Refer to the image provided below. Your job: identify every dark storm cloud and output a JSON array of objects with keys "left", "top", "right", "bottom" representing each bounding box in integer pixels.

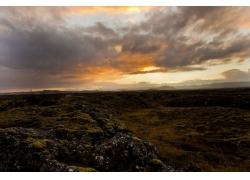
[
  {"left": 198, "top": 37, "right": 250, "bottom": 62},
  {"left": 86, "top": 22, "right": 118, "bottom": 37},
  {"left": 156, "top": 34, "right": 250, "bottom": 68},
  {"left": 0, "top": 67, "right": 90, "bottom": 92},
  {"left": 121, "top": 34, "right": 162, "bottom": 54},
  {"left": 0, "top": 22, "right": 120, "bottom": 74}
]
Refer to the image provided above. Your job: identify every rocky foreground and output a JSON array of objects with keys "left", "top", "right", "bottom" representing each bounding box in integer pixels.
[
  {"left": 0, "top": 95, "right": 176, "bottom": 172},
  {"left": 0, "top": 127, "right": 174, "bottom": 172}
]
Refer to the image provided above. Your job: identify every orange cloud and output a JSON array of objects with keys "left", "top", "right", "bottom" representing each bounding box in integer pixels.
[
  {"left": 0, "top": 6, "right": 153, "bottom": 26},
  {"left": 59, "top": 65, "right": 124, "bottom": 82},
  {"left": 58, "top": 52, "right": 159, "bottom": 82},
  {"left": 114, "top": 53, "right": 156, "bottom": 73},
  {"left": 66, "top": 41, "right": 169, "bottom": 81},
  {"left": 72, "top": 6, "right": 153, "bottom": 14}
]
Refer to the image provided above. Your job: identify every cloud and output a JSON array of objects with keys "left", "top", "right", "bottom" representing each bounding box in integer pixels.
[
  {"left": 137, "top": 7, "right": 250, "bottom": 68},
  {"left": 130, "top": 66, "right": 206, "bottom": 75},
  {"left": 121, "top": 34, "right": 162, "bottom": 54},
  {"left": 221, "top": 69, "right": 250, "bottom": 80},
  {"left": 75, "top": 7, "right": 152, "bottom": 14},
  {"left": 86, "top": 22, "right": 118, "bottom": 37},
  {"left": 0, "top": 66, "right": 91, "bottom": 92},
  {"left": 0, "top": 22, "right": 120, "bottom": 74},
  {"left": 0, "top": 7, "right": 250, "bottom": 91},
  {"left": 113, "top": 7, "right": 250, "bottom": 72},
  {"left": 1, "top": 7, "right": 250, "bottom": 74},
  {"left": 0, "top": 7, "right": 152, "bottom": 23}
]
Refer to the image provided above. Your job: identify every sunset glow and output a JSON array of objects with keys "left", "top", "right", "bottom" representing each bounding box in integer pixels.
[{"left": 0, "top": 6, "right": 250, "bottom": 92}]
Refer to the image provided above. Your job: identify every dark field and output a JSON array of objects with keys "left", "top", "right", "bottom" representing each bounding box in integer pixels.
[{"left": 1, "top": 88, "right": 250, "bottom": 171}]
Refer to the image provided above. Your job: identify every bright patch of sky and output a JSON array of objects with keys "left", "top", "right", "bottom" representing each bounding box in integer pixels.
[
  {"left": 239, "top": 27, "right": 250, "bottom": 36},
  {"left": 65, "top": 11, "right": 146, "bottom": 29},
  {"left": 115, "top": 59, "right": 250, "bottom": 85}
]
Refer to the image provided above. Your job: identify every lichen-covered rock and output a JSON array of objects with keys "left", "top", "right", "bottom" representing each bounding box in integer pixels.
[
  {"left": 0, "top": 127, "right": 173, "bottom": 172},
  {"left": 0, "top": 97, "right": 174, "bottom": 172},
  {"left": 0, "top": 128, "right": 77, "bottom": 172}
]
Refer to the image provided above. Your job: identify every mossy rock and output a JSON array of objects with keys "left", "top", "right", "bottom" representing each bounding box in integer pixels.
[
  {"left": 132, "top": 136, "right": 143, "bottom": 143},
  {"left": 105, "top": 121, "right": 114, "bottom": 129},
  {"left": 83, "top": 144, "right": 93, "bottom": 149},
  {"left": 86, "top": 127, "right": 103, "bottom": 134},
  {"left": 116, "top": 123, "right": 127, "bottom": 132},
  {"left": 23, "top": 132, "right": 34, "bottom": 138},
  {"left": 51, "top": 159, "right": 59, "bottom": 163},
  {"left": 26, "top": 137, "right": 53, "bottom": 149},
  {"left": 69, "top": 166, "right": 97, "bottom": 172},
  {"left": 60, "top": 140, "right": 68, "bottom": 144},
  {"left": 148, "top": 158, "right": 164, "bottom": 168},
  {"left": 42, "top": 149, "right": 50, "bottom": 155},
  {"left": 148, "top": 142, "right": 154, "bottom": 147},
  {"left": 55, "top": 125, "right": 64, "bottom": 128}
]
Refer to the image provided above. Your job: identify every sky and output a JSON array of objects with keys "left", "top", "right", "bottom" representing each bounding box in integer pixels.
[{"left": 0, "top": 5, "right": 250, "bottom": 92}]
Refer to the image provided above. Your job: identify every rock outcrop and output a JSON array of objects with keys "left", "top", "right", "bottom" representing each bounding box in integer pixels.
[
  {"left": 0, "top": 96, "right": 174, "bottom": 172},
  {"left": 0, "top": 126, "right": 174, "bottom": 172}
]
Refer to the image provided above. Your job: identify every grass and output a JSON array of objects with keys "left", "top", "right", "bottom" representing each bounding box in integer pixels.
[
  {"left": 114, "top": 106, "right": 250, "bottom": 171},
  {"left": 84, "top": 89, "right": 250, "bottom": 171},
  {"left": 0, "top": 97, "right": 99, "bottom": 133},
  {"left": 1, "top": 88, "right": 250, "bottom": 171}
]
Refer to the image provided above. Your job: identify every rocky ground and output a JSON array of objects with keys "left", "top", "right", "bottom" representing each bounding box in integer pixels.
[
  {"left": 0, "top": 95, "right": 175, "bottom": 172},
  {"left": 2, "top": 88, "right": 248, "bottom": 172}
]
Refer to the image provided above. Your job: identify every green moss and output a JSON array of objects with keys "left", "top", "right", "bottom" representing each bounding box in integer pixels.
[
  {"left": 51, "top": 159, "right": 58, "bottom": 163},
  {"left": 56, "top": 125, "right": 64, "bottom": 128},
  {"left": 148, "top": 158, "right": 164, "bottom": 168},
  {"left": 2, "top": 90, "right": 250, "bottom": 172},
  {"left": 83, "top": 144, "right": 92, "bottom": 149},
  {"left": 26, "top": 137, "right": 53, "bottom": 149},
  {"left": 60, "top": 140, "right": 68, "bottom": 144},
  {"left": 86, "top": 127, "right": 103, "bottom": 134},
  {"left": 40, "top": 109, "right": 58, "bottom": 117},
  {"left": 116, "top": 123, "right": 127, "bottom": 131},
  {"left": 77, "top": 113, "right": 92, "bottom": 120},
  {"left": 132, "top": 136, "right": 143, "bottom": 143},
  {"left": 105, "top": 121, "right": 114, "bottom": 129},
  {"left": 69, "top": 166, "right": 97, "bottom": 172},
  {"left": 42, "top": 149, "right": 50, "bottom": 155},
  {"left": 105, "top": 145, "right": 112, "bottom": 149}
]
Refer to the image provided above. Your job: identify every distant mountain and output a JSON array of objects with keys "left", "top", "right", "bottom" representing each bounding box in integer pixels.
[
  {"left": 42, "top": 90, "right": 61, "bottom": 92},
  {"left": 158, "top": 86, "right": 176, "bottom": 90},
  {"left": 147, "top": 86, "right": 176, "bottom": 91},
  {"left": 174, "top": 81, "right": 250, "bottom": 90}
]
